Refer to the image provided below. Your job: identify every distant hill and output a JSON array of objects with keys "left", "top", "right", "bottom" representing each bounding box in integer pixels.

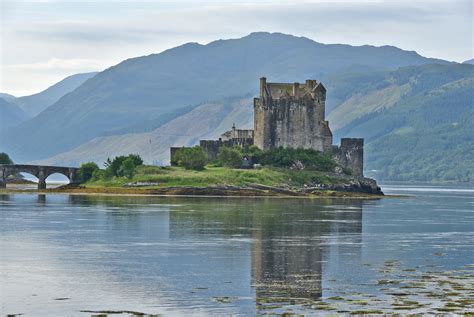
[
  {"left": 13, "top": 72, "right": 98, "bottom": 117},
  {"left": 463, "top": 59, "right": 474, "bottom": 65},
  {"left": 38, "top": 63, "right": 474, "bottom": 182},
  {"left": 1, "top": 32, "right": 450, "bottom": 161},
  {"left": 0, "top": 98, "right": 29, "bottom": 131}
]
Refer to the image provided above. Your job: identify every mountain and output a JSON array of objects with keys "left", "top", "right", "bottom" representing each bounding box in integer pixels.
[
  {"left": 1, "top": 32, "right": 450, "bottom": 162},
  {"left": 0, "top": 93, "right": 17, "bottom": 102},
  {"left": 463, "top": 59, "right": 474, "bottom": 65},
  {"left": 13, "top": 72, "right": 98, "bottom": 117},
  {"left": 38, "top": 63, "right": 473, "bottom": 182},
  {"left": 0, "top": 98, "right": 29, "bottom": 131}
]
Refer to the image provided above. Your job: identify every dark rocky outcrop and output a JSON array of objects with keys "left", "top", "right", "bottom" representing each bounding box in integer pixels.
[{"left": 304, "top": 177, "right": 383, "bottom": 195}]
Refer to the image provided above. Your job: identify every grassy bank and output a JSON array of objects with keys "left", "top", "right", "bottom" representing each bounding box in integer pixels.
[{"left": 86, "top": 165, "right": 340, "bottom": 189}]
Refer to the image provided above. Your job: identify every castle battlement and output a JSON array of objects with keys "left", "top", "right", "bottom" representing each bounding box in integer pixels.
[{"left": 259, "top": 77, "right": 325, "bottom": 101}]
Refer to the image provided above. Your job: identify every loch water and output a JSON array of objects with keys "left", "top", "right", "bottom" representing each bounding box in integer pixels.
[{"left": 1, "top": 184, "right": 473, "bottom": 316}]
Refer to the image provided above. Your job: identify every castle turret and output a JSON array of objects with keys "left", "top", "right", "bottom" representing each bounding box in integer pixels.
[{"left": 260, "top": 77, "right": 267, "bottom": 99}]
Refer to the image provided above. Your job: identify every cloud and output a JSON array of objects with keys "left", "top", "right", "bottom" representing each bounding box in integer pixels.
[
  {"left": 1, "top": 0, "right": 472, "bottom": 95},
  {"left": 10, "top": 57, "right": 106, "bottom": 72}
]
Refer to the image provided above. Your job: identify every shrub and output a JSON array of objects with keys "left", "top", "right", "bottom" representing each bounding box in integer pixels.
[
  {"left": 218, "top": 147, "right": 243, "bottom": 168},
  {"left": 259, "top": 147, "right": 337, "bottom": 171},
  {"left": 174, "top": 146, "right": 208, "bottom": 170},
  {"left": 91, "top": 169, "right": 107, "bottom": 181},
  {"left": 78, "top": 162, "right": 100, "bottom": 182}
]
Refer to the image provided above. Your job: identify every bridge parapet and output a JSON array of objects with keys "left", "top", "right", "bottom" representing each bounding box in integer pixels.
[{"left": 0, "top": 164, "right": 80, "bottom": 189}]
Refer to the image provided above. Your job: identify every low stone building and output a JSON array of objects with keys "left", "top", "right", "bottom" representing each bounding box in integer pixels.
[
  {"left": 220, "top": 124, "right": 254, "bottom": 141},
  {"left": 170, "top": 77, "right": 365, "bottom": 177}
]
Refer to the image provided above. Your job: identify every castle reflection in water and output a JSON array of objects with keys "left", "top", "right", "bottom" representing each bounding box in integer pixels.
[{"left": 14, "top": 194, "right": 366, "bottom": 312}]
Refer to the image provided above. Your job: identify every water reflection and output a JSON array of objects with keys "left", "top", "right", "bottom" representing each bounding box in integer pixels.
[
  {"left": 1, "top": 191, "right": 472, "bottom": 315},
  {"left": 251, "top": 200, "right": 363, "bottom": 309}
]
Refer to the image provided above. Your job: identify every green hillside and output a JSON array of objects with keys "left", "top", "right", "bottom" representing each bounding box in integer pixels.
[{"left": 330, "top": 64, "right": 474, "bottom": 182}]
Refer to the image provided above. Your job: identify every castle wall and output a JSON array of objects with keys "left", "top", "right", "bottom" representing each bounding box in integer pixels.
[
  {"left": 253, "top": 97, "right": 270, "bottom": 150},
  {"left": 200, "top": 138, "right": 254, "bottom": 161},
  {"left": 332, "top": 138, "right": 364, "bottom": 177}
]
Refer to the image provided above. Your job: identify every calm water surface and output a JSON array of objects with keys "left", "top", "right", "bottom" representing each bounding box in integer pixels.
[{"left": 1, "top": 184, "right": 473, "bottom": 316}]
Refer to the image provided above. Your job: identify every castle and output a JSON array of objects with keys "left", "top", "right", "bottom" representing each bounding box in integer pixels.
[{"left": 171, "top": 77, "right": 364, "bottom": 177}]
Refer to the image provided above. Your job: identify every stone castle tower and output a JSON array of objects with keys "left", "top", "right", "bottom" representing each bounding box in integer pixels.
[{"left": 254, "top": 77, "right": 333, "bottom": 152}]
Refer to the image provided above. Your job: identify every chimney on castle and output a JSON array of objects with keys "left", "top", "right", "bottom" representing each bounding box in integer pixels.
[
  {"left": 306, "top": 79, "right": 316, "bottom": 90},
  {"left": 293, "top": 82, "right": 300, "bottom": 97},
  {"left": 260, "top": 77, "right": 267, "bottom": 98}
]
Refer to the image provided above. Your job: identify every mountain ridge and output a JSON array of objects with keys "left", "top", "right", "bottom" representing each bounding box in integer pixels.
[{"left": 1, "top": 32, "right": 450, "bottom": 161}]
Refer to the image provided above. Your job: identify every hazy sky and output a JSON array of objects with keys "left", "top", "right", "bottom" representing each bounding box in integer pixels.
[{"left": 1, "top": 0, "right": 472, "bottom": 96}]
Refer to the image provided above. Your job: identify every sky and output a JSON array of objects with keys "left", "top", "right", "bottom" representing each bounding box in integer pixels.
[{"left": 1, "top": 0, "right": 473, "bottom": 96}]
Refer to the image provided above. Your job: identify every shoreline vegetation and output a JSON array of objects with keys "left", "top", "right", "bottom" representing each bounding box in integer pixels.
[{"left": 3, "top": 165, "right": 385, "bottom": 198}]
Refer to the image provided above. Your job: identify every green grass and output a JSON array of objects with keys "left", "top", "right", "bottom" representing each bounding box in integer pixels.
[{"left": 86, "top": 165, "right": 339, "bottom": 188}]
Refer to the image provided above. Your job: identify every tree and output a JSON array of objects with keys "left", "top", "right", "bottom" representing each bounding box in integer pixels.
[
  {"left": 174, "top": 146, "right": 208, "bottom": 170},
  {"left": 105, "top": 154, "right": 144, "bottom": 177},
  {"left": 119, "top": 158, "right": 136, "bottom": 178},
  {"left": 78, "top": 162, "right": 100, "bottom": 182},
  {"left": 0, "top": 152, "right": 13, "bottom": 164},
  {"left": 127, "top": 154, "right": 143, "bottom": 166},
  {"left": 218, "top": 147, "right": 243, "bottom": 168}
]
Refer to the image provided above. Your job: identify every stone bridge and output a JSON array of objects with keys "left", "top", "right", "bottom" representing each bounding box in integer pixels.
[{"left": 0, "top": 164, "right": 80, "bottom": 189}]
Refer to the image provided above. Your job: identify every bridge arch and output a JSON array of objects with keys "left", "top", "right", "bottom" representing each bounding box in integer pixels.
[
  {"left": 45, "top": 172, "right": 70, "bottom": 187},
  {"left": 18, "top": 171, "right": 40, "bottom": 185},
  {"left": 0, "top": 164, "right": 79, "bottom": 189}
]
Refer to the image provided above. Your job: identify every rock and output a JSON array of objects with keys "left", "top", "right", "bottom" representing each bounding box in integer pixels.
[
  {"left": 123, "top": 181, "right": 160, "bottom": 187},
  {"left": 305, "top": 177, "right": 384, "bottom": 195}
]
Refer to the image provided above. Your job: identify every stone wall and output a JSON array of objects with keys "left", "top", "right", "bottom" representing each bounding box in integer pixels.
[
  {"left": 332, "top": 138, "right": 364, "bottom": 177},
  {"left": 200, "top": 138, "right": 254, "bottom": 161}
]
